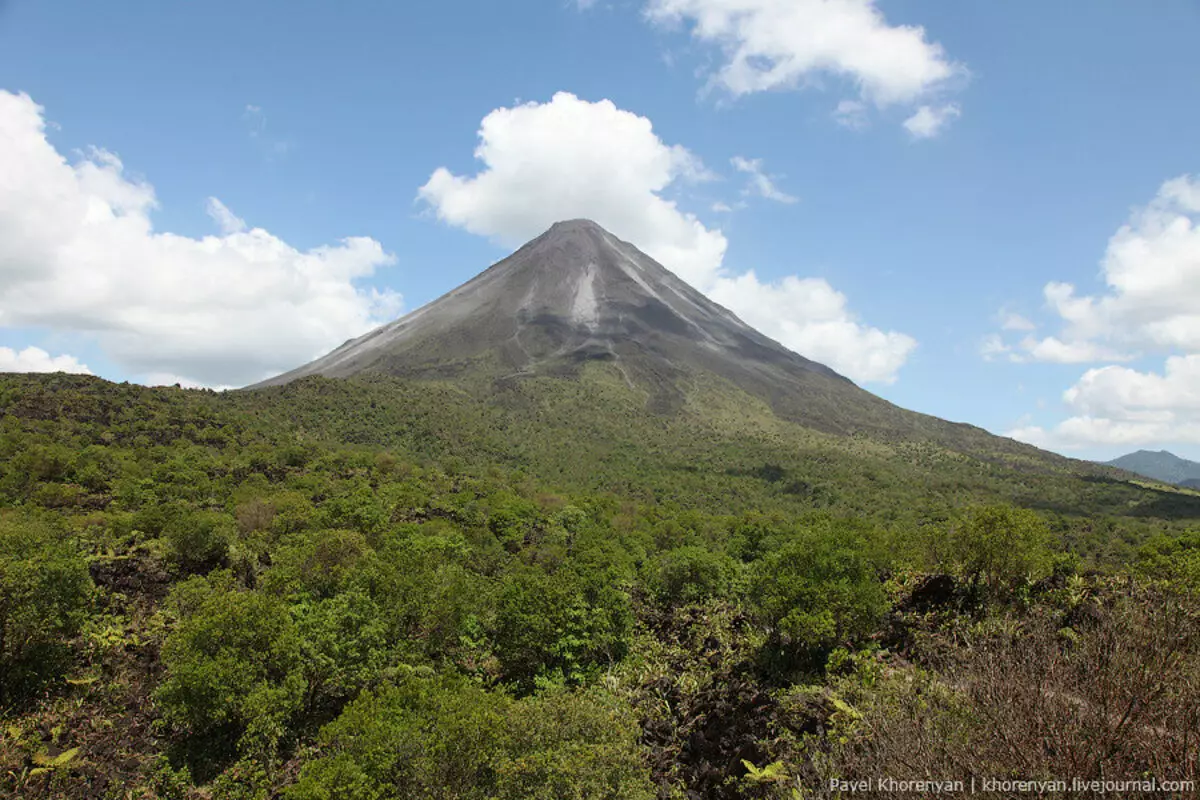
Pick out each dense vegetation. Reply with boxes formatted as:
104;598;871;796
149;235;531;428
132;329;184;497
1;372;1197;798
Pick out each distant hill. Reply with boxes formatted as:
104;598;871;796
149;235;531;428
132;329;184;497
1106;450;1200;485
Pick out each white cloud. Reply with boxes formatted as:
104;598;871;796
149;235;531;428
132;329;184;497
1015;335;1133;365
0;345;91;374
1000;311;1035;332
205;197;246;235
997;176;1200;450
1015;177;1200;361
1009;356;1200;449
731;155;797;204
979;333;1012;362
418;92;915;383
833;99;868;130
707;271;916;383
418;92;728;288
0;90;400;388
646;0;964;129
711;201;734;213
902;103;960;139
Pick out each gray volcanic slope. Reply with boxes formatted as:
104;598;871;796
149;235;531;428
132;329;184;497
251;220;1023;443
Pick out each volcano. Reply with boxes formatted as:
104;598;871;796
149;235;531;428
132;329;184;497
251;220;1019;446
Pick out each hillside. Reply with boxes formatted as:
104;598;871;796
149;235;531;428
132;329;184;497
251;221;1084;463
1;371;1199;799
2;221;1198;800
1107;450;1200;486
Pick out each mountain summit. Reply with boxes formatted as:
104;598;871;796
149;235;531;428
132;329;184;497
254;220;854;410
252;220;1006;443
257;219;842;382
1105;450;1200;486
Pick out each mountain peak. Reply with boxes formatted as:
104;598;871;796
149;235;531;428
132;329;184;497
250;221;873;429
1106;449;1200;486
547;218;605;233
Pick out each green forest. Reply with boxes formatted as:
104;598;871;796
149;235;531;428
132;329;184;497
1;372;1198;799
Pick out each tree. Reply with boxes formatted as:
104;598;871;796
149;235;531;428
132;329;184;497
645;545;735;606
0;513;92;704
747;529;886;669
156;590;305;756
950;505;1055;596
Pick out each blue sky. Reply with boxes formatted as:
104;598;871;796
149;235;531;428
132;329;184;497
1;0;1199;461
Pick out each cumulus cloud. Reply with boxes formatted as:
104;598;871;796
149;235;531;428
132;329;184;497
997;177;1200;448
646;0;964;129
0;90;400;388
418;92;915;383
1016;336;1133;365
418;92;728;288
999;311;1035;332
0;345;92;374
708;272;916;383
1011;177;1200;361
902;103;960;139
1010;356;1200;449
731;156;797;204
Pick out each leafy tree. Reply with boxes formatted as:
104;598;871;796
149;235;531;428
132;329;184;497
164;512;235;574
1136;531;1200;592
950;505;1055;595
747;528;886;668
156;590;305;755
492;567;630;692
286;672;509;800
288;676;654;800
262;529;372;599
645;545;735;605
0;513;92;704
493;689;655;800
293;590;390;711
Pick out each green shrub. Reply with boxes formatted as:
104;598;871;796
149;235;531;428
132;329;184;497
747;529;886;667
646;545;735;605
293;590;390;710
156;590;305;755
1136;531;1200;592
950;505;1055;595
0;513;92;704
493;689;655;800
165;512;234;573
288;676;654;800
286;672;508;800
492;567;630;692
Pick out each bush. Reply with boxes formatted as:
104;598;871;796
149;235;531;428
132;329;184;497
645;545;735;605
293;590;390;711
0;513;92;704
286;672;508;800
1136;531;1200;593
747;529;886;668
950;505;1055;595
156;590;305;755
165;512;234;574
492;567;630;692
494;689;655;800
288;675;654;800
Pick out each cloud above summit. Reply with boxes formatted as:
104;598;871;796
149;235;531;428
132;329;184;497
0;90;401;387
419;92;916;383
